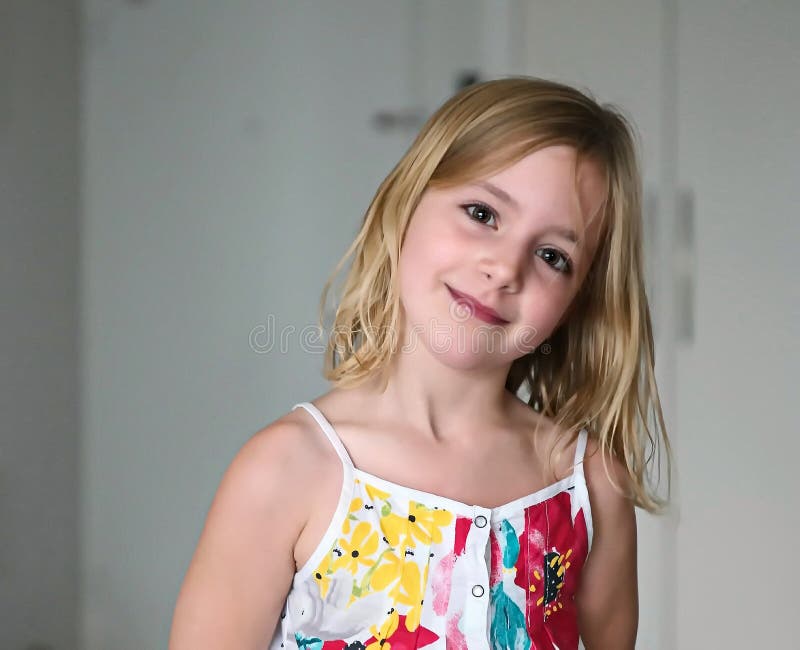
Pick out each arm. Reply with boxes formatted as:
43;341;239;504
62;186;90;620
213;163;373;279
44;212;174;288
168;420;311;649
576;441;638;650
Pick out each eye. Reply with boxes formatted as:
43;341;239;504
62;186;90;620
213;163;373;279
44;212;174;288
462;202;497;227
536;248;573;275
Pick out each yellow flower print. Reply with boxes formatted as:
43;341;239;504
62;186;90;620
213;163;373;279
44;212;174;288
393;560;430;632
365;482;391;502
380;502;453;548
369;549;403;591
366;608;400;650
342;496;364;534
312;551;334;598
333;521;379;575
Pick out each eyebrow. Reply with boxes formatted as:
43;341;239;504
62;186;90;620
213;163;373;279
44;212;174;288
474;180;519;210
472;180;580;244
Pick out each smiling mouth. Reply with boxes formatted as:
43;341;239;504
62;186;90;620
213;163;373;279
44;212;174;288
446;285;509;325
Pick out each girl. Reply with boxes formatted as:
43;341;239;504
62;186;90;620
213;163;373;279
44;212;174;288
169;76;670;650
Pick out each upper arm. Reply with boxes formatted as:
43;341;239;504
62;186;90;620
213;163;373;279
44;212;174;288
168;419;312;650
576;441;638;650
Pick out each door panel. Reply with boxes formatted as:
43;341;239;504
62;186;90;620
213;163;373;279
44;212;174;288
82;2;417;647
81;1;504;648
515;3;674;649
675;1;800;647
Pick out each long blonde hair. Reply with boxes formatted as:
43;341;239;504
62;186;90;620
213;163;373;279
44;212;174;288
317;76;671;512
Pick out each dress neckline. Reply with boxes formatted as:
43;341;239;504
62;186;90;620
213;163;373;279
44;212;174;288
353;465;577;518
294;400;588;519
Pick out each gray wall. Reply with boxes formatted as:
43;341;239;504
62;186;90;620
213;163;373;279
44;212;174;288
0;2;80;649
521;2;800;646
3;1;798;648
79;1;422;647
675;1;800;646
515;4;672;646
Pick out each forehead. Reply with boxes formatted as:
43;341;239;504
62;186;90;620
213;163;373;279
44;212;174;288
488;144;603;193
467;145;607;232
497;147;607;270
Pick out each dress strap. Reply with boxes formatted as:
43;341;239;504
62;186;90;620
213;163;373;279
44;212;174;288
571;427;594;553
292;401;355;470
572;428;589;473
288;403;356;583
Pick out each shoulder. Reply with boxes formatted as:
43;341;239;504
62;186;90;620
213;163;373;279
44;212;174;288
248;405;334;469
196;409;324;551
224;406;338;523
228;408;319;489
168;407;336;647
508;401;588;483
192;404;342;567
575;436;639;648
581;437;635;520
580;435;637;555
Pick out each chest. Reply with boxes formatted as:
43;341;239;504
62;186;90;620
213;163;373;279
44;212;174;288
279;470;590;650
337;423;569;510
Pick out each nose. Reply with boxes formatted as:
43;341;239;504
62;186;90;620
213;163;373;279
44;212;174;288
478;243;526;291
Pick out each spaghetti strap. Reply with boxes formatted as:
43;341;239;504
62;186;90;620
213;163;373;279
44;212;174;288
571;427;594;553
292;401;355;470
573;428;589;473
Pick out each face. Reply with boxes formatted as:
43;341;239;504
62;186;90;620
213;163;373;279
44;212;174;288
396;144;607;371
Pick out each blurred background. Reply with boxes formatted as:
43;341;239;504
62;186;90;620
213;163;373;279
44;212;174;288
2;1;798;648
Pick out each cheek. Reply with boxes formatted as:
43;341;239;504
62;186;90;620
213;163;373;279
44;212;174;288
399;216;461;282
397;223;430;312
515;294;572;344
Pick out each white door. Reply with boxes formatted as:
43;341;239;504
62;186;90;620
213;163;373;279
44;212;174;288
510;2;675;649
675;1;800;647
80;1;504;648
514;1;800;648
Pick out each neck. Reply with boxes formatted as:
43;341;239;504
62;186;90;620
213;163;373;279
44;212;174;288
359;316;521;444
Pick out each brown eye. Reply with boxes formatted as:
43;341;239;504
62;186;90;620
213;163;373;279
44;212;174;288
463;203;497;227
536;248;573;275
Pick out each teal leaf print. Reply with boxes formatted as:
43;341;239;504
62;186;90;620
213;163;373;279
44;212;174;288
490;583;531;650
295;633;323;650
500;519;520;568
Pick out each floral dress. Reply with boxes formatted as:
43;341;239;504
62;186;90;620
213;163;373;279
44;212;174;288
268;401;594;650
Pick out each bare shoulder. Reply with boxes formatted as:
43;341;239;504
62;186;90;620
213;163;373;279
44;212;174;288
168;407;335;648
247;405;337;480
507;400;587;483
227;406;345;552
575;436;639;649
580;435;637;557
582;437;635;514
217;407;331;519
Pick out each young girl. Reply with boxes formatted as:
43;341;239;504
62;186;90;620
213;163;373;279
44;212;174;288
169;76;670;650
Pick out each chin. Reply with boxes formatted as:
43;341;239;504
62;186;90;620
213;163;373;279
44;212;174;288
433;352;501;373
419;334;512;370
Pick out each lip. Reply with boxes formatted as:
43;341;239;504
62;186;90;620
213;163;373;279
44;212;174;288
446;285;509;325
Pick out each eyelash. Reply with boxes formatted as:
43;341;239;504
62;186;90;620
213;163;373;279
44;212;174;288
461;202;573;275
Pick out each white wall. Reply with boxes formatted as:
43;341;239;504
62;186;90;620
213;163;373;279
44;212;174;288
520;0;800;647
517;3;675;647
6;0;786;647
0;2;80;649
675;1;800;646
80;1;419;647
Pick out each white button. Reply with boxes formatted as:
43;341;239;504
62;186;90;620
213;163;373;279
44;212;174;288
471;584;485;598
474;514;488;528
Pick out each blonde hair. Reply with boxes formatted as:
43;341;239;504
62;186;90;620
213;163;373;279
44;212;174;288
317;76;671;512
